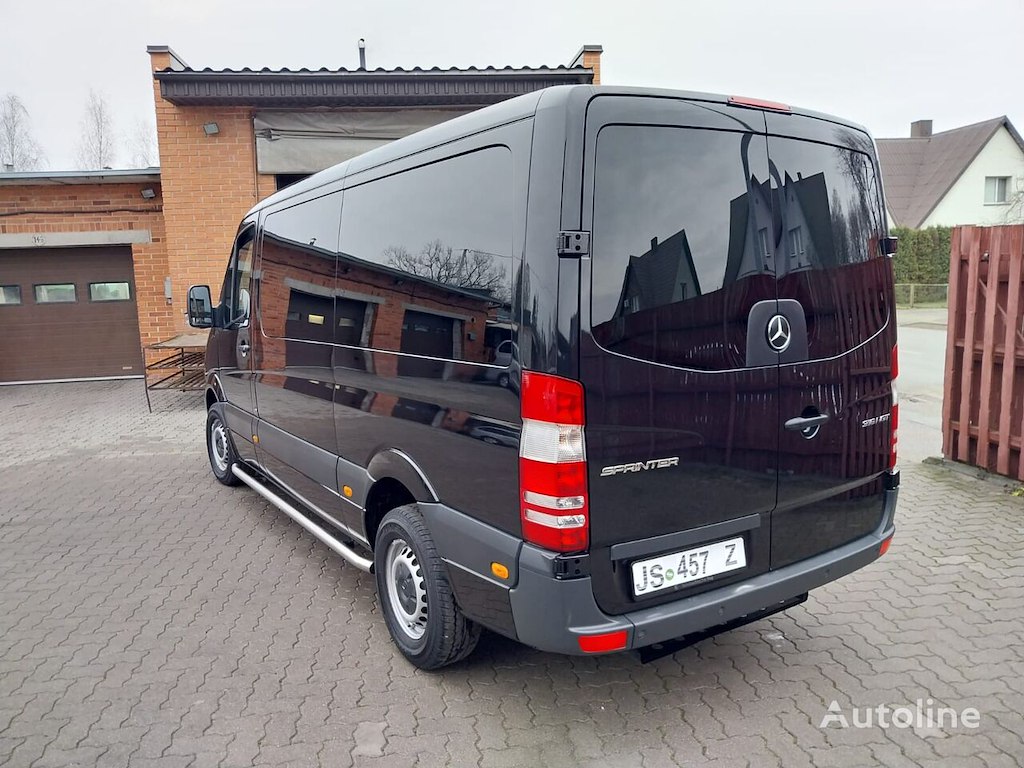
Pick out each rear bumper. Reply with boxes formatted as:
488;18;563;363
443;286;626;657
508;488;898;655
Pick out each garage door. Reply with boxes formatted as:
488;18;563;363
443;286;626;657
0;247;143;382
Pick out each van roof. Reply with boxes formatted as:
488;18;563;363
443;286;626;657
249;85;872;215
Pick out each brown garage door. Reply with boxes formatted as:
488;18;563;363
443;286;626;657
0;247;143;382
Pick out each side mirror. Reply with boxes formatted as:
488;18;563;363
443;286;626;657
187;285;215;328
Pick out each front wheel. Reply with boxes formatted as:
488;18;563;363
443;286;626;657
206;408;241;486
374;505;480;669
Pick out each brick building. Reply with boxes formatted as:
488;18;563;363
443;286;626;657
0;170;168;381
0;44;601;383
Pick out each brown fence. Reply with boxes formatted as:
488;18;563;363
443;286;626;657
942;225;1024;480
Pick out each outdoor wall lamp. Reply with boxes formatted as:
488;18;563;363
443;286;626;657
140;188;156;199
203;122;220;136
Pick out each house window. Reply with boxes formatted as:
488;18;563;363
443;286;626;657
788;227;805;258
34;284;77;303
89;282;131;301
984;176;1010;204
0;285;21;305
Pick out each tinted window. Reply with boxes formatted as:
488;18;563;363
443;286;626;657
0;286;20;305
259;193;342;342
591;126;772;369
768;138;884;272
768;137;888;357
339;147;514;365
35;284;76;303
89;282;131;302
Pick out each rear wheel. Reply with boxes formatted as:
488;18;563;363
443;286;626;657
206;409;241;486
374;505;480;669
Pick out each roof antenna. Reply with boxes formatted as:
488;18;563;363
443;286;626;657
358;39;366;71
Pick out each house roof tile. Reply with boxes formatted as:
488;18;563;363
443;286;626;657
877;116;1024;228
152;63;595;107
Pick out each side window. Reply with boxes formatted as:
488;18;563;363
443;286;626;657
221;227;255;328
339;146;514;367
259;193;342;343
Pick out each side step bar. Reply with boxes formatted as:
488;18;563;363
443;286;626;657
232;463;374;573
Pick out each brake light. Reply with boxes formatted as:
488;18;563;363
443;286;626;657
890;344;899;471
728;95;791;112
519;371;589;553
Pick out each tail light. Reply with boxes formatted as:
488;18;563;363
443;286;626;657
890;344;899;471
519;371;589;552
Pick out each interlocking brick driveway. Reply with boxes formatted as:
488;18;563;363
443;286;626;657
1;381;1022;768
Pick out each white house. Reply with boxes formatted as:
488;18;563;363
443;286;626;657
877;117;1024;228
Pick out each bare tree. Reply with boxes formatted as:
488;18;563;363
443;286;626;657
385;239;508;301
125;117;158;168
0;94;44;171
75;90;117;169
1003;177;1024;224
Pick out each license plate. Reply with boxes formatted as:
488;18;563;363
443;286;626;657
632;537;746;597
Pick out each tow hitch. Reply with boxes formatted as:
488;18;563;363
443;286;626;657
638;593;809;663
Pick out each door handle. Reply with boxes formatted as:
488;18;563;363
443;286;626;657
238;340;250;358
784;413;829;431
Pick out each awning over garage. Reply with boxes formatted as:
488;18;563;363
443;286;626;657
253;110;471;174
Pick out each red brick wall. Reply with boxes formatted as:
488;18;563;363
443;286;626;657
150;50;262;332
0;181;171;347
257;174;277;200
582;50;602;85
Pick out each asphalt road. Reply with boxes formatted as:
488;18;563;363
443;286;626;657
896;308;948;465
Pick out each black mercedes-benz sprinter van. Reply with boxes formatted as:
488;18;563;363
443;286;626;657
188;85;899;669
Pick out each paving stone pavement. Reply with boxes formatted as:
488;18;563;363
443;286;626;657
1;381;1022;768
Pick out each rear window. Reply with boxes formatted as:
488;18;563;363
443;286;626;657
590;126;770;370
768;136;889;358
590;125;888;369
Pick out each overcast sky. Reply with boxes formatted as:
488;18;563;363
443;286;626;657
3;0;1022;170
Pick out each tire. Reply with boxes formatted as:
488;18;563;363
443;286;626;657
206;408;242;486
374;504;481;669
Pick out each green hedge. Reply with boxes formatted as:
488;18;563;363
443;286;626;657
890;226;951;284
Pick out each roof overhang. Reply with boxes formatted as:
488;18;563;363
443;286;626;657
153;67;594;107
0;168;161;187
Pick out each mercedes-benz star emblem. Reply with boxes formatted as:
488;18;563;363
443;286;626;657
766;314;792;352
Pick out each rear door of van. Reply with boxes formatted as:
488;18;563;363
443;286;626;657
579;96;896;616
579;95;781;615
764;115;896;568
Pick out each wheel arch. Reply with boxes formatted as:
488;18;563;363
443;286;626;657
364;449;438;547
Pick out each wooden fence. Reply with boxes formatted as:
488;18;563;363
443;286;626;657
942;225;1024;480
